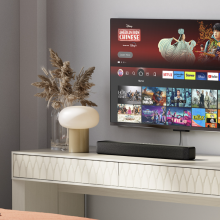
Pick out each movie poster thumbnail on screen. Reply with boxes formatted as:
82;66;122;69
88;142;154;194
218;110;220;128
192;89;217;108
218;91;220;109
118;86;141;105
205;109;217;128
142;105;166;125
166;88;191;107
142;87;166;106
166;107;192;126
191;108;218;128
117;104;141;123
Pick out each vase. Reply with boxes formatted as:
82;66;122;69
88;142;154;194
51;109;69;151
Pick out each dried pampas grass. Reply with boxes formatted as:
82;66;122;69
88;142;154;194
31;49;97;110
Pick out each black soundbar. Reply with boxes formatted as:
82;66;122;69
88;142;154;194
97;141;196;160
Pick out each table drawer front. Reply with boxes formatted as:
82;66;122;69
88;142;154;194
13;154;118;186
119;163;220;196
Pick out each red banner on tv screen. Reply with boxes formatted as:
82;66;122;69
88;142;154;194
118;29;141;41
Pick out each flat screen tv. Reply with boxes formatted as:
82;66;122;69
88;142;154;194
110;18;220;131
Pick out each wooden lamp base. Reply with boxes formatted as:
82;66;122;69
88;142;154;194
69;129;89;153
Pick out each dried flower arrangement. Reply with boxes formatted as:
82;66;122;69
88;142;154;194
31;49;97;109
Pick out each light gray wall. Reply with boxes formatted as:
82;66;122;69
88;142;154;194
46;0;220;219
20;0;47;150
0;0;48;209
0;0;20;209
86;196;219;220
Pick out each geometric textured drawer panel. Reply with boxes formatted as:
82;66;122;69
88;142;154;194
119;163;220;196
13;154;118;186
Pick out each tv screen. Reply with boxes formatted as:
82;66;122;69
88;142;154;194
110;18;220;131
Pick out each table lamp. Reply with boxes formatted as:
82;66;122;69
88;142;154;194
58;106;99;153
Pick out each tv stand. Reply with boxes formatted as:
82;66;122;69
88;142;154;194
12;149;220;217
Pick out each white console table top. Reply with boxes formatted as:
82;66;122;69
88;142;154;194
12;149;220;209
13;149;220;170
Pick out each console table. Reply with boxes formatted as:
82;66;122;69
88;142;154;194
12;149;220;217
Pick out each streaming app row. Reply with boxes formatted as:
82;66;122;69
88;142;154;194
118;86;220;109
116;68;220;81
117;104;219;128
162;71;219;81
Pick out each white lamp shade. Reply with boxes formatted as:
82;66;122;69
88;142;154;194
58;106;99;129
